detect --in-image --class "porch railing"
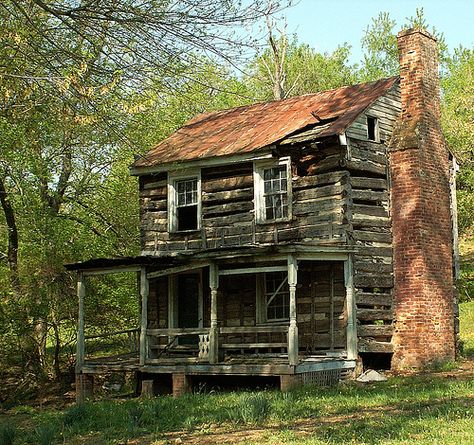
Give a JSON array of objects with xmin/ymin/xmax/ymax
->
[{"xmin": 145, "ymin": 325, "xmax": 288, "ymax": 362}]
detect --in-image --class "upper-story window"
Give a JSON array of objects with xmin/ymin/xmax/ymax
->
[
  {"xmin": 254, "ymin": 157, "xmax": 292, "ymax": 223},
  {"xmin": 168, "ymin": 171, "xmax": 201, "ymax": 232},
  {"xmin": 367, "ymin": 115, "xmax": 379, "ymax": 142}
]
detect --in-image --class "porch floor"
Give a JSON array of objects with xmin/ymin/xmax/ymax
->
[{"xmin": 81, "ymin": 352, "xmax": 356, "ymax": 376}]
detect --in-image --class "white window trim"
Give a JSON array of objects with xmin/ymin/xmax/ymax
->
[
  {"xmin": 366, "ymin": 115, "xmax": 380, "ymax": 142},
  {"xmin": 167, "ymin": 169, "xmax": 201, "ymax": 233},
  {"xmin": 253, "ymin": 157, "xmax": 292, "ymax": 224}
]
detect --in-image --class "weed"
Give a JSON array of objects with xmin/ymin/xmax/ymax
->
[
  {"xmin": 34, "ymin": 424, "xmax": 57, "ymax": 445},
  {"xmin": 227, "ymin": 392, "xmax": 272, "ymax": 424},
  {"xmin": 0, "ymin": 424, "xmax": 16, "ymax": 445},
  {"xmin": 63, "ymin": 403, "xmax": 90, "ymax": 427}
]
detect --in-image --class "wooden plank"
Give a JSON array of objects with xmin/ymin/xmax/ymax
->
[
  {"xmin": 344, "ymin": 257, "xmax": 357, "ymax": 360},
  {"xmin": 221, "ymin": 343, "xmax": 287, "ymax": 349},
  {"xmin": 358, "ymin": 325, "xmax": 393, "ymax": 337},
  {"xmin": 293, "ymin": 170, "xmax": 349, "ymax": 189},
  {"xmin": 354, "ymin": 273, "xmax": 393, "ymax": 288},
  {"xmin": 293, "ymin": 184, "xmax": 346, "ymax": 201},
  {"xmin": 356, "ymin": 292, "xmax": 392, "ymax": 307},
  {"xmin": 357, "ymin": 309, "xmax": 393, "ymax": 321},
  {"xmin": 202, "ymin": 188, "xmax": 252, "ymax": 203},
  {"xmin": 219, "ymin": 265, "xmax": 287, "ymax": 276},
  {"xmin": 353, "ymin": 230, "xmax": 391, "ymax": 243},
  {"xmin": 344, "ymin": 159, "xmax": 386, "ymax": 176},
  {"xmin": 147, "ymin": 261, "xmax": 209, "ymax": 279},
  {"xmin": 147, "ymin": 328, "xmax": 209, "ymax": 336},
  {"xmin": 358, "ymin": 338, "xmax": 393, "ymax": 353},
  {"xmin": 202, "ymin": 201, "xmax": 253, "ymax": 215},
  {"xmin": 220, "ymin": 326, "xmax": 288, "ymax": 334},
  {"xmin": 352, "ymin": 190, "xmax": 388, "ymax": 202},
  {"xmin": 350, "ymin": 177, "xmax": 387, "ymax": 190},
  {"xmin": 201, "ymin": 174, "xmax": 253, "ymax": 193}
]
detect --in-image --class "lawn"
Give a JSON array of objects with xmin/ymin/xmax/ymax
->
[
  {"xmin": 1, "ymin": 288, "xmax": 474, "ymax": 445},
  {"xmin": 1, "ymin": 299, "xmax": 473, "ymax": 445}
]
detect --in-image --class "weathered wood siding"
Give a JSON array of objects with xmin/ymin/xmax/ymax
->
[
  {"xmin": 345, "ymin": 83, "xmax": 401, "ymax": 354},
  {"xmin": 139, "ymin": 146, "xmax": 351, "ymax": 254}
]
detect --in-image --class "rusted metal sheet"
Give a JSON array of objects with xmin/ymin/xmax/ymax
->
[{"xmin": 133, "ymin": 77, "xmax": 398, "ymax": 169}]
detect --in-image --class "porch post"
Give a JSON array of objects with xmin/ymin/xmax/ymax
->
[
  {"xmin": 139, "ymin": 266, "xmax": 149, "ymax": 366},
  {"xmin": 344, "ymin": 255, "xmax": 357, "ymax": 360},
  {"xmin": 287, "ymin": 255, "xmax": 299, "ymax": 366},
  {"xmin": 209, "ymin": 262, "xmax": 219, "ymax": 364},
  {"xmin": 76, "ymin": 272, "xmax": 85, "ymax": 374}
]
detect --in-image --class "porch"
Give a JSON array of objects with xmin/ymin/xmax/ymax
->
[{"xmin": 70, "ymin": 248, "xmax": 357, "ymax": 397}]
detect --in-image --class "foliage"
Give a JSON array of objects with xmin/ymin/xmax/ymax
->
[
  {"xmin": 247, "ymin": 32, "xmax": 356, "ymax": 101},
  {"xmin": 2, "ymin": 350, "xmax": 474, "ymax": 444},
  {"xmin": 0, "ymin": 424, "xmax": 16, "ymax": 445}
]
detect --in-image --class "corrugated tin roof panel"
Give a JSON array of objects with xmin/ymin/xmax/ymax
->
[{"xmin": 133, "ymin": 77, "xmax": 398, "ymax": 169}]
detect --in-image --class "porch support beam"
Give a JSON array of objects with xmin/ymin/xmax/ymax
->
[
  {"xmin": 287, "ymin": 255, "xmax": 299, "ymax": 366},
  {"xmin": 139, "ymin": 266, "xmax": 149, "ymax": 366},
  {"xmin": 209, "ymin": 262, "xmax": 219, "ymax": 364},
  {"xmin": 76, "ymin": 272, "xmax": 85, "ymax": 374},
  {"xmin": 147, "ymin": 261, "xmax": 209, "ymax": 279},
  {"xmin": 344, "ymin": 255, "xmax": 357, "ymax": 360}
]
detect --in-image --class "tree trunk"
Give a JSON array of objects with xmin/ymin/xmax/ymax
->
[{"xmin": 0, "ymin": 175, "xmax": 20, "ymax": 291}]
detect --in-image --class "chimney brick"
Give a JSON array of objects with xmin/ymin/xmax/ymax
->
[{"xmin": 389, "ymin": 29, "xmax": 456, "ymax": 369}]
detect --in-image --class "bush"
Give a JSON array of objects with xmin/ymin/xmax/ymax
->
[{"xmin": 34, "ymin": 424, "xmax": 57, "ymax": 445}]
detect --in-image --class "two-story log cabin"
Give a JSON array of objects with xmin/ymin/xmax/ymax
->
[{"xmin": 67, "ymin": 29, "xmax": 458, "ymax": 400}]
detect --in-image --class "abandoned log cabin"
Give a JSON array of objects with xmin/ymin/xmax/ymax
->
[{"xmin": 67, "ymin": 29, "xmax": 459, "ymax": 399}]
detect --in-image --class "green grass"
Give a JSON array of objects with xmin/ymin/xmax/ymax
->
[{"xmin": 1, "ymin": 302, "xmax": 473, "ymax": 445}]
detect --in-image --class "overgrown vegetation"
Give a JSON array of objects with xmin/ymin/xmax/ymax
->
[
  {"xmin": 0, "ymin": 1, "xmax": 473, "ymax": 405},
  {"xmin": 1, "ymin": 358, "xmax": 474, "ymax": 444}
]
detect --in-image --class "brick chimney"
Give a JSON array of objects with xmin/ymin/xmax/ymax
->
[{"xmin": 389, "ymin": 29, "xmax": 456, "ymax": 369}]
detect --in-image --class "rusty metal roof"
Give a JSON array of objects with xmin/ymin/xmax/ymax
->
[{"xmin": 133, "ymin": 77, "xmax": 399, "ymax": 169}]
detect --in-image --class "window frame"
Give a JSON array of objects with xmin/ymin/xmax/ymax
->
[
  {"xmin": 253, "ymin": 157, "xmax": 292, "ymax": 224},
  {"xmin": 167, "ymin": 169, "xmax": 201, "ymax": 233},
  {"xmin": 366, "ymin": 115, "xmax": 380, "ymax": 142},
  {"xmin": 256, "ymin": 271, "xmax": 290, "ymax": 323}
]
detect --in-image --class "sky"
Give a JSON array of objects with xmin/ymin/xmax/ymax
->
[{"xmin": 279, "ymin": 0, "xmax": 474, "ymax": 64}]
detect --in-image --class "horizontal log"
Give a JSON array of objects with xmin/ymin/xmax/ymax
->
[
  {"xmin": 352, "ymin": 215, "xmax": 391, "ymax": 228},
  {"xmin": 308, "ymin": 155, "xmax": 341, "ymax": 175},
  {"xmin": 344, "ymin": 159, "xmax": 386, "ymax": 176},
  {"xmin": 350, "ymin": 146, "xmax": 387, "ymax": 165},
  {"xmin": 352, "ymin": 204, "xmax": 388, "ymax": 218},
  {"xmin": 202, "ymin": 188, "xmax": 253, "ymax": 203},
  {"xmin": 358, "ymin": 325, "xmax": 393, "ymax": 337},
  {"xmin": 140, "ymin": 186, "xmax": 167, "ymax": 198},
  {"xmin": 352, "ymin": 230, "xmax": 392, "ymax": 243},
  {"xmin": 202, "ymin": 174, "xmax": 253, "ymax": 193},
  {"xmin": 202, "ymin": 201, "xmax": 254, "ymax": 215},
  {"xmin": 294, "ymin": 184, "xmax": 347, "ymax": 201},
  {"xmin": 294, "ymin": 170, "xmax": 349, "ymax": 189},
  {"xmin": 356, "ymin": 292, "xmax": 392, "ymax": 307},
  {"xmin": 142, "ymin": 179, "xmax": 167, "ymax": 190},
  {"xmin": 358, "ymin": 339, "xmax": 393, "ymax": 353},
  {"xmin": 352, "ymin": 190, "xmax": 388, "ymax": 203},
  {"xmin": 353, "ymin": 261, "xmax": 393, "ymax": 274},
  {"xmin": 350, "ymin": 177, "xmax": 387, "ymax": 190},
  {"xmin": 354, "ymin": 273, "xmax": 393, "ymax": 288},
  {"xmin": 357, "ymin": 309, "xmax": 393, "ymax": 321},
  {"xmin": 202, "ymin": 212, "xmax": 254, "ymax": 227}
]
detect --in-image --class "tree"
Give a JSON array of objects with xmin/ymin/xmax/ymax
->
[{"xmin": 247, "ymin": 21, "xmax": 356, "ymax": 101}]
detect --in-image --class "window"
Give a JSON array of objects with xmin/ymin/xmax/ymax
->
[
  {"xmin": 168, "ymin": 172, "xmax": 201, "ymax": 232},
  {"xmin": 254, "ymin": 158, "xmax": 292, "ymax": 223},
  {"xmin": 264, "ymin": 272, "xmax": 289, "ymax": 321},
  {"xmin": 367, "ymin": 116, "xmax": 379, "ymax": 142}
]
